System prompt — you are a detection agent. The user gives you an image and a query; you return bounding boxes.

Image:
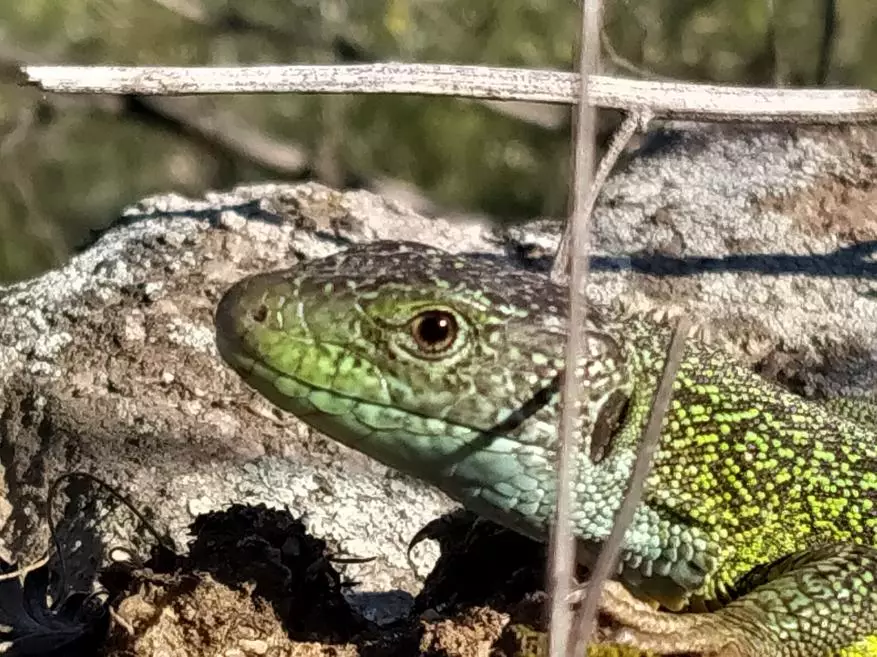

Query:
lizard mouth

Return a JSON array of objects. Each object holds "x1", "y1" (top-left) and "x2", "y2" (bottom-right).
[{"x1": 215, "y1": 272, "x2": 315, "y2": 408}]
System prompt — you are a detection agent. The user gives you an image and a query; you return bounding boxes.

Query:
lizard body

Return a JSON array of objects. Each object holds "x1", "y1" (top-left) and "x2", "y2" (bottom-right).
[{"x1": 215, "y1": 241, "x2": 877, "y2": 656}]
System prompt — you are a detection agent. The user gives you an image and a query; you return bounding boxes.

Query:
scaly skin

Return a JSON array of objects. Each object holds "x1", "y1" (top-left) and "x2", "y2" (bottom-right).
[{"x1": 215, "y1": 241, "x2": 877, "y2": 656}]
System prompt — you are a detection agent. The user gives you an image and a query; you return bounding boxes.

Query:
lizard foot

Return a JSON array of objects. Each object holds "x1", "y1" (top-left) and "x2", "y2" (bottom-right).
[
  {"x1": 566, "y1": 543, "x2": 877, "y2": 656},
  {"x1": 567, "y1": 580, "x2": 741, "y2": 656}
]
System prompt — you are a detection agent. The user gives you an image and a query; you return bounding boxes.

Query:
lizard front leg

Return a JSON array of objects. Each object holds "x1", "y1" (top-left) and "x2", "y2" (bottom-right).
[{"x1": 576, "y1": 543, "x2": 877, "y2": 657}]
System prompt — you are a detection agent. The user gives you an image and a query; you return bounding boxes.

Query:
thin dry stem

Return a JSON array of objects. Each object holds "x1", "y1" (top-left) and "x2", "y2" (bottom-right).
[
  {"x1": 0, "y1": 553, "x2": 50, "y2": 582},
  {"x1": 548, "y1": 1, "x2": 603, "y2": 656},
  {"x1": 600, "y1": 30, "x2": 671, "y2": 81},
  {"x1": 19, "y1": 64, "x2": 877, "y2": 123},
  {"x1": 570, "y1": 317, "x2": 692, "y2": 652},
  {"x1": 551, "y1": 109, "x2": 652, "y2": 284}
]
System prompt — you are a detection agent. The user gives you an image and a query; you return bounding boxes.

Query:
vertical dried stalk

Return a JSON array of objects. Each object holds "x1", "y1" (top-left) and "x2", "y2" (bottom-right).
[
  {"x1": 817, "y1": 0, "x2": 837, "y2": 85},
  {"x1": 765, "y1": 0, "x2": 782, "y2": 86},
  {"x1": 569, "y1": 317, "x2": 692, "y2": 652},
  {"x1": 548, "y1": 0, "x2": 603, "y2": 655},
  {"x1": 551, "y1": 108, "x2": 652, "y2": 285}
]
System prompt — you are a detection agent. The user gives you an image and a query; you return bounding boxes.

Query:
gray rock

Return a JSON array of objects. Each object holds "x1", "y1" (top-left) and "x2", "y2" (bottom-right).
[
  {"x1": 0, "y1": 123, "x2": 875, "y2": 624},
  {"x1": 507, "y1": 124, "x2": 877, "y2": 397}
]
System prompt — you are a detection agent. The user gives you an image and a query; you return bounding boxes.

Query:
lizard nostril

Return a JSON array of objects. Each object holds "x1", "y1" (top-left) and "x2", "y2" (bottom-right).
[{"x1": 251, "y1": 304, "x2": 269, "y2": 323}]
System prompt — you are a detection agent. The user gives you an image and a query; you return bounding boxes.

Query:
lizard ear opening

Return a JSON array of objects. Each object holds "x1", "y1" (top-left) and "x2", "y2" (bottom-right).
[{"x1": 589, "y1": 389, "x2": 631, "y2": 464}]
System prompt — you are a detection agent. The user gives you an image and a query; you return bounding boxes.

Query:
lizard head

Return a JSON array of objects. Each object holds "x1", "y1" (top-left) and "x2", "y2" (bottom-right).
[
  {"x1": 216, "y1": 241, "x2": 632, "y2": 483},
  {"x1": 215, "y1": 240, "x2": 722, "y2": 607}
]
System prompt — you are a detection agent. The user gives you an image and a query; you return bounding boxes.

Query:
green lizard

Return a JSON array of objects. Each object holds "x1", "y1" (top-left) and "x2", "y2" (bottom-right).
[{"x1": 214, "y1": 240, "x2": 877, "y2": 656}]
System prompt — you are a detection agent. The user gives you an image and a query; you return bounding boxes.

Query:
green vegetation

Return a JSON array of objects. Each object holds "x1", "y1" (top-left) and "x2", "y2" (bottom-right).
[{"x1": 1, "y1": 0, "x2": 875, "y2": 282}]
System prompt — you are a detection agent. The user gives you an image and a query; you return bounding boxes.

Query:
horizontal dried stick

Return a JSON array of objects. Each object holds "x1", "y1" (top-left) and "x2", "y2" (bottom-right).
[{"x1": 18, "y1": 64, "x2": 877, "y2": 123}]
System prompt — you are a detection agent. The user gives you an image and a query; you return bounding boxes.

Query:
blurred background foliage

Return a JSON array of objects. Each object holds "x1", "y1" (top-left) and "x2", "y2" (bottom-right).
[{"x1": 0, "y1": 0, "x2": 875, "y2": 282}]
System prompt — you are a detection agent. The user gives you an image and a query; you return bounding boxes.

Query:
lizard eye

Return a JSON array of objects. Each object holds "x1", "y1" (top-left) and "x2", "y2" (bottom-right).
[{"x1": 409, "y1": 310, "x2": 459, "y2": 354}]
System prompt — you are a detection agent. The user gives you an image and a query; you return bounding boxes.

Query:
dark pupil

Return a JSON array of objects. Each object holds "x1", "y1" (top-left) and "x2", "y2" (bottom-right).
[{"x1": 417, "y1": 312, "x2": 452, "y2": 346}]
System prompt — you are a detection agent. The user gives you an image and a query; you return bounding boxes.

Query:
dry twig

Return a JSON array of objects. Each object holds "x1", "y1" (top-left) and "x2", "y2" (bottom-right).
[
  {"x1": 570, "y1": 317, "x2": 692, "y2": 653},
  {"x1": 550, "y1": 108, "x2": 652, "y2": 284},
  {"x1": 19, "y1": 64, "x2": 877, "y2": 123},
  {"x1": 548, "y1": 1, "x2": 603, "y2": 655}
]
